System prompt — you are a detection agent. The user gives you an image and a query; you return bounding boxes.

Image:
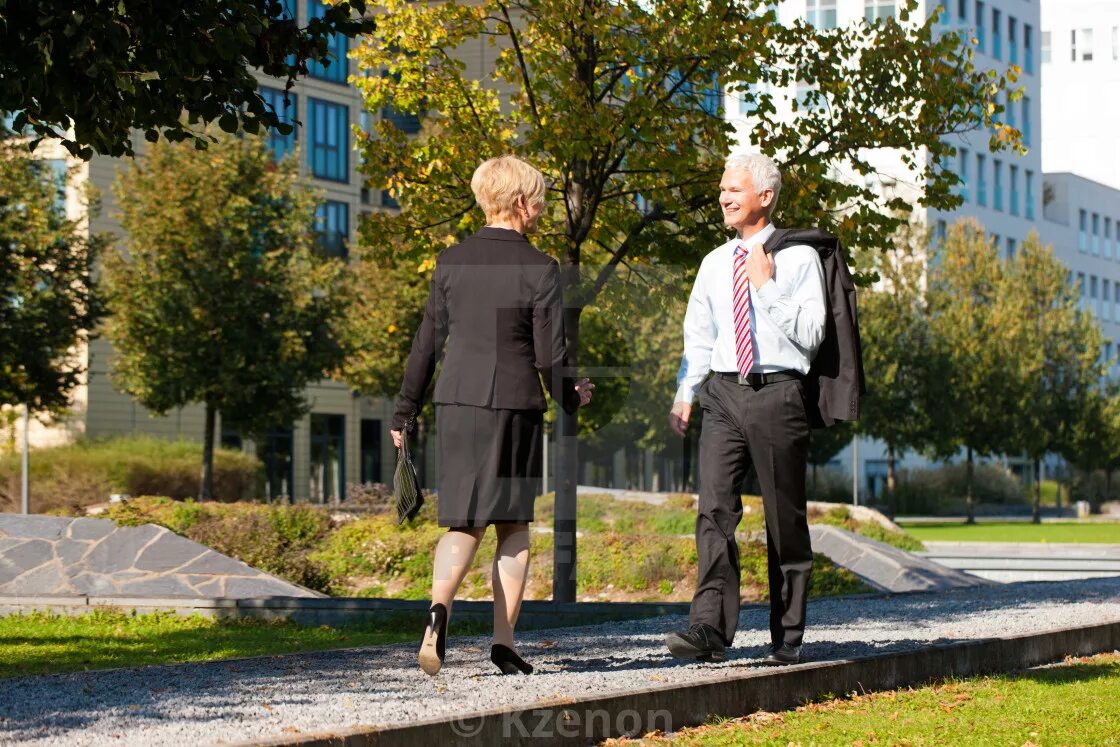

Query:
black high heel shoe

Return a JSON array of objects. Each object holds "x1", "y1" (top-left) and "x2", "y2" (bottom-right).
[
  {"x1": 490, "y1": 643, "x2": 533, "y2": 675},
  {"x1": 419, "y1": 603, "x2": 447, "y2": 676}
]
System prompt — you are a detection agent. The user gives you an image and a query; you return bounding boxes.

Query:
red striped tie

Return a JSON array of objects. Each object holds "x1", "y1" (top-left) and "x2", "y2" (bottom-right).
[{"x1": 733, "y1": 244, "x2": 754, "y2": 377}]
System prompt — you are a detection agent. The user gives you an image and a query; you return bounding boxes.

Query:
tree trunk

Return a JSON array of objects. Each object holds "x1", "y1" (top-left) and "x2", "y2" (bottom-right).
[
  {"x1": 1032, "y1": 456, "x2": 1042, "y2": 524},
  {"x1": 886, "y1": 443, "x2": 897, "y2": 512},
  {"x1": 965, "y1": 446, "x2": 975, "y2": 524},
  {"x1": 1106, "y1": 468, "x2": 1113, "y2": 503},
  {"x1": 552, "y1": 303, "x2": 581, "y2": 604},
  {"x1": 201, "y1": 401, "x2": 216, "y2": 501}
]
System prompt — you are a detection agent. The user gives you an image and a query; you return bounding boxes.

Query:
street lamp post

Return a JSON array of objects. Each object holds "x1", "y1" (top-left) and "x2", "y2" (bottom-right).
[{"x1": 21, "y1": 404, "x2": 30, "y2": 515}]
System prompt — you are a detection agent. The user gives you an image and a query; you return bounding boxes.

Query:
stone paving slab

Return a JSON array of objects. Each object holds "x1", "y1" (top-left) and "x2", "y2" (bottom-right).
[
  {"x1": 0, "y1": 514, "x2": 322, "y2": 600},
  {"x1": 0, "y1": 577, "x2": 1117, "y2": 747}
]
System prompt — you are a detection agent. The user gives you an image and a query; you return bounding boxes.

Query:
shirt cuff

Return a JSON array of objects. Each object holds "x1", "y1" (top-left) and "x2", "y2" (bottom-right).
[
  {"x1": 751, "y1": 278, "x2": 782, "y2": 313},
  {"x1": 675, "y1": 380, "x2": 700, "y2": 404}
]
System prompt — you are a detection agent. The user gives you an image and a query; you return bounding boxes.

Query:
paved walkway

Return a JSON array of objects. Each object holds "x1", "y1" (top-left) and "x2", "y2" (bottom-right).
[{"x1": 2, "y1": 578, "x2": 1119, "y2": 746}]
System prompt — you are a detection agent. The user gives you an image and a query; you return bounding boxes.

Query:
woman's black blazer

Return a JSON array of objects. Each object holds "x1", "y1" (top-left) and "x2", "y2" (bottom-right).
[{"x1": 391, "y1": 226, "x2": 580, "y2": 430}]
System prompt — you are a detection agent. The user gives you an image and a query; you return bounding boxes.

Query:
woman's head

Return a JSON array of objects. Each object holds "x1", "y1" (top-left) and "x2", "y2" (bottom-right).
[{"x1": 471, "y1": 155, "x2": 547, "y2": 232}]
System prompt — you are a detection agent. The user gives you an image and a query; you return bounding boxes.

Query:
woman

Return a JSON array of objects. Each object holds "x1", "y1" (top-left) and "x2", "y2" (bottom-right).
[{"x1": 389, "y1": 155, "x2": 593, "y2": 677}]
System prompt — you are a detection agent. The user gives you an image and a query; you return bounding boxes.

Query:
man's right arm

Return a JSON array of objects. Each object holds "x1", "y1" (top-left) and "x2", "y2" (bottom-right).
[{"x1": 671, "y1": 263, "x2": 716, "y2": 435}]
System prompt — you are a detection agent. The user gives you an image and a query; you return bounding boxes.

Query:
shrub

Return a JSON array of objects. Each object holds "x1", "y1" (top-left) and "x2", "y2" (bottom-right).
[
  {"x1": 888, "y1": 462, "x2": 1026, "y2": 515},
  {"x1": 0, "y1": 436, "x2": 261, "y2": 513}
]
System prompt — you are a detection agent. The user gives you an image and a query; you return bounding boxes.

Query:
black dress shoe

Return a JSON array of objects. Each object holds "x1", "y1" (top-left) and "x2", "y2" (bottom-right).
[
  {"x1": 419, "y1": 603, "x2": 448, "y2": 675},
  {"x1": 491, "y1": 643, "x2": 533, "y2": 675},
  {"x1": 762, "y1": 643, "x2": 803, "y2": 666},
  {"x1": 665, "y1": 623, "x2": 727, "y2": 662}
]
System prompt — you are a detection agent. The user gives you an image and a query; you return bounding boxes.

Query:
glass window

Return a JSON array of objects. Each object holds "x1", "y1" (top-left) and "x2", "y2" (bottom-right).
[
  {"x1": 1008, "y1": 17, "x2": 1018, "y2": 65},
  {"x1": 1093, "y1": 213, "x2": 1101, "y2": 255},
  {"x1": 1082, "y1": 28, "x2": 1094, "y2": 61},
  {"x1": 262, "y1": 428, "x2": 294, "y2": 503},
  {"x1": 1106, "y1": 217, "x2": 1113, "y2": 260},
  {"x1": 310, "y1": 414, "x2": 346, "y2": 504},
  {"x1": 1079, "y1": 209, "x2": 1088, "y2": 252},
  {"x1": 308, "y1": 98, "x2": 349, "y2": 182},
  {"x1": 360, "y1": 419, "x2": 383, "y2": 484},
  {"x1": 975, "y1": 2, "x2": 986, "y2": 52},
  {"x1": 976, "y1": 153, "x2": 987, "y2": 206},
  {"x1": 1091, "y1": 275, "x2": 1100, "y2": 316},
  {"x1": 260, "y1": 86, "x2": 298, "y2": 161},
  {"x1": 992, "y1": 158, "x2": 1002, "y2": 211},
  {"x1": 315, "y1": 200, "x2": 349, "y2": 259},
  {"x1": 1025, "y1": 170, "x2": 1035, "y2": 220},
  {"x1": 307, "y1": 2, "x2": 348, "y2": 83},
  {"x1": 937, "y1": 220, "x2": 948, "y2": 244},
  {"x1": 1114, "y1": 281, "x2": 1120, "y2": 319},
  {"x1": 1022, "y1": 96, "x2": 1031, "y2": 146},
  {"x1": 1042, "y1": 30, "x2": 1051, "y2": 64},
  {"x1": 1005, "y1": 92, "x2": 1016, "y2": 128},
  {"x1": 991, "y1": 8, "x2": 1001, "y2": 59},
  {"x1": 958, "y1": 147, "x2": 969, "y2": 201},
  {"x1": 1006, "y1": 237, "x2": 1016, "y2": 259},
  {"x1": 807, "y1": 0, "x2": 837, "y2": 29},
  {"x1": 1024, "y1": 24, "x2": 1034, "y2": 73},
  {"x1": 864, "y1": 1, "x2": 894, "y2": 23},
  {"x1": 957, "y1": 0, "x2": 967, "y2": 23},
  {"x1": 1009, "y1": 165, "x2": 1019, "y2": 216},
  {"x1": 1105, "y1": 284, "x2": 1113, "y2": 322}
]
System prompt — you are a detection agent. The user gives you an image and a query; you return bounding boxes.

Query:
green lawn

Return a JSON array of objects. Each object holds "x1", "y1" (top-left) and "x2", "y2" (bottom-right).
[
  {"x1": 621, "y1": 653, "x2": 1120, "y2": 746},
  {"x1": 899, "y1": 521, "x2": 1120, "y2": 544},
  {"x1": 0, "y1": 610, "x2": 439, "y2": 678}
]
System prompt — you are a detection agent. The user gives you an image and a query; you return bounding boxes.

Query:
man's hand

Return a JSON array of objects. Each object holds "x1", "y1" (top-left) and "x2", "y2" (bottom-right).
[
  {"x1": 669, "y1": 401, "x2": 691, "y2": 437},
  {"x1": 391, "y1": 429, "x2": 403, "y2": 449},
  {"x1": 575, "y1": 377, "x2": 595, "y2": 407},
  {"x1": 745, "y1": 242, "x2": 773, "y2": 289}
]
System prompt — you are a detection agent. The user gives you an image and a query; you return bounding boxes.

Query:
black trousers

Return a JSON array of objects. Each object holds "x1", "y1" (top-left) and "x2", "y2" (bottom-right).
[{"x1": 688, "y1": 374, "x2": 813, "y2": 648}]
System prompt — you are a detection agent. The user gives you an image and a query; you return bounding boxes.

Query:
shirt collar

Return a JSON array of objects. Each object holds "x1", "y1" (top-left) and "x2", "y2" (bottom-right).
[{"x1": 739, "y1": 223, "x2": 776, "y2": 248}]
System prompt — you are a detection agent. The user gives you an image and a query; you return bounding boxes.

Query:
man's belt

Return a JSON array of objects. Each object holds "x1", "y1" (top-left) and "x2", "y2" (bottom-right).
[{"x1": 714, "y1": 370, "x2": 803, "y2": 387}]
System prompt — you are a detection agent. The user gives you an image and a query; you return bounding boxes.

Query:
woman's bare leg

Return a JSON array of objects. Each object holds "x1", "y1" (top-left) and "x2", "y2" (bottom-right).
[
  {"x1": 431, "y1": 526, "x2": 485, "y2": 614},
  {"x1": 491, "y1": 522, "x2": 531, "y2": 648}
]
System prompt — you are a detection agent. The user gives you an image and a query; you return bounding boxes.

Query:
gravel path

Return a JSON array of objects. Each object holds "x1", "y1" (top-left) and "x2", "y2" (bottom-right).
[{"x1": 2, "y1": 577, "x2": 1119, "y2": 746}]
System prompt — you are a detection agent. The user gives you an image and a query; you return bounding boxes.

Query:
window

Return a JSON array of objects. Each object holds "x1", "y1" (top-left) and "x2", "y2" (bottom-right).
[
  {"x1": 806, "y1": 0, "x2": 837, "y2": 29},
  {"x1": 307, "y1": 2, "x2": 348, "y2": 83},
  {"x1": 992, "y1": 158, "x2": 1003, "y2": 210},
  {"x1": 262, "y1": 428, "x2": 294, "y2": 503},
  {"x1": 1024, "y1": 24, "x2": 1034, "y2": 73},
  {"x1": 1025, "y1": 170, "x2": 1035, "y2": 220},
  {"x1": 1105, "y1": 284, "x2": 1113, "y2": 322},
  {"x1": 957, "y1": 0, "x2": 967, "y2": 23},
  {"x1": 975, "y1": 2, "x2": 986, "y2": 52},
  {"x1": 1006, "y1": 237, "x2": 1016, "y2": 259},
  {"x1": 976, "y1": 153, "x2": 987, "y2": 206},
  {"x1": 937, "y1": 220, "x2": 948, "y2": 244},
  {"x1": 315, "y1": 200, "x2": 349, "y2": 259},
  {"x1": 360, "y1": 419, "x2": 382, "y2": 484},
  {"x1": 1105, "y1": 341, "x2": 1114, "y2": 369},
  {"x1": 1008, "y1": 17, "x2": 1018, "y2": 65},
  {"x1": 1042, "y1": 30, "x2": 1051, "y2": 64},
  {"x1": 958, "y1": 147, "x2": 969, "y2": 201},
  {"x1": 864, "y1": 1, "x2": 894, "y2": 23},
  {"x1": 1114, "y1": 281, "x2": 1120, "y2": 319},
  {"x1": 1009, "y1": 164, "x2": 1019, "y2": 215},
  {"x1": 308, "y1": 98, "x2": 349, "y2": 182},
  {"x1": 1080, "y1": 209, "x2": 1089, "y2": 251},
  {"x1": 259, "y1": 86, "x2": 298, "y2": 161},
  {"x1": 1083, "y1": 28, "x2": 1094, "y2": 61},
  {"x1": 991, "y1": 8, "x2": 1001, "y2": 59},
  {"x1": 1077, "y1": 273, "x2": 1086, "y2": 309},
  {"x1": 991, "y1": 232, "x2": 1000, "y2": 250},
  {"x1": 1093, "y1": 213, "x2": 1101, "y2": 256},
  {"x1": 1022, "y1": 96, "x2": 1031, "y2": 146},
  {"x1": 1107, "y1": 218, "x2": 1114, "y2": 260},
  {"x1": 310, "y1": 414, "x2": 346, "y2": 504},
  {"x1": 1005, "y1": 92, "x2": 1016, "y2": 128},
  {"x1": 1091, "y1": 275, "x2": 1100, "y2": 316}
]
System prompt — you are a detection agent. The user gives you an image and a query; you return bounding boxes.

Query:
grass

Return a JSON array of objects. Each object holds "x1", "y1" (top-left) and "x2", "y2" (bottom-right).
[
  {"x1": 899, "y1": 521, "x2": 1120, "y2": 544},
  {"x1": 616, "y1": 653, "x2": 1120, "y2": 746},
  {"x1": 0, "y1": 610, "x2": 431, "y2": 679}
]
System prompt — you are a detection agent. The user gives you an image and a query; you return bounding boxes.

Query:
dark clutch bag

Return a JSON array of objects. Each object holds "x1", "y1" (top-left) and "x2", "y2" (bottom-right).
[{"x1": 393, "y1": 421, "x2": 423, "y2": 524}]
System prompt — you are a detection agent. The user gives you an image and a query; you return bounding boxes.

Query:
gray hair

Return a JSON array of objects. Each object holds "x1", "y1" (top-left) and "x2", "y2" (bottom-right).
[{"x1": 725, "y1": 152, "x2": 782, "y2": 208}]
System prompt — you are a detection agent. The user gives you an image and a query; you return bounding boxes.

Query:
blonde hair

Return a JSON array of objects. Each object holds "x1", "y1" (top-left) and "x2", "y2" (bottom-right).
[{"x1": 470, "y1": 155, "x2": 546, "y2": 220}]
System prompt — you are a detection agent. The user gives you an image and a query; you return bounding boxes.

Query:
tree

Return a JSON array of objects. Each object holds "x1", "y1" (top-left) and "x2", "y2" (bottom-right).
[
  {"x1": 927, "y1": 219, "x2": 1020, "y2": 522},
  {"x1": 351, "y1": 0, "x2": 1018, "y2": 601},
  {"x1": 1003, "y1": 233, "x2": 1104, "y2": 523},
  {"x1": 0, "y1": 1, "x2": 374, "y2": 158},
  {"x1": 103, "y1": 131, "x2": 353, "y2": 500},
  {"x1": 857, "y1": 222, "x2": 952, "y2": 509},
  {"x1": 0, "y1": 139, "x2": 103, "y2": 417}
]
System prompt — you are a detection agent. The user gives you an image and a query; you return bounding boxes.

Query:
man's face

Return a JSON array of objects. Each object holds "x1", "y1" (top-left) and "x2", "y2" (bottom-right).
[{"x1": 719, "y1": 168, "x2": 772, "y2": 233}]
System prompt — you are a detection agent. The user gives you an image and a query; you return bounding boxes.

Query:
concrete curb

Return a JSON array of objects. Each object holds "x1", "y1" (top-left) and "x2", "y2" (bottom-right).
[{"x1": 238, "y1": 620, "x2": 1120, "y2": 747}]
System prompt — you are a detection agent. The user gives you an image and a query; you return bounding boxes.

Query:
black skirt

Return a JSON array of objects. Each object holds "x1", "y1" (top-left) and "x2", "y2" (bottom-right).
[{"x1": 435, "y1": 404, "x2": 543, "y2": 528}]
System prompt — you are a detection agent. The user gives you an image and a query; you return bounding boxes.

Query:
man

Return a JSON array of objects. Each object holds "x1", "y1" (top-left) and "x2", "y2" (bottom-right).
[{"x1": 665, "y1": 152, "x2": 826, "y2": 666}]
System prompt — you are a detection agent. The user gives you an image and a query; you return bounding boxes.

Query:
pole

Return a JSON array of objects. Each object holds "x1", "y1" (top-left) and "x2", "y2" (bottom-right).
[
  {"x1": 851, "y1": 434, "x2": 859, "y2": 507},
  {"x1": 21, "y1": 404, "x2": 30, "y2": 515},
  {"x1": 542, "y1": 424, "x2": 549, "y2": 495}
]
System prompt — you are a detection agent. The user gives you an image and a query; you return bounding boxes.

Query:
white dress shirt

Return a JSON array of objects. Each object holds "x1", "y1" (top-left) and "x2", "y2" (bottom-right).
[{"x1": 674, "y1": 223, "x2": 827, "y2": 404}]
